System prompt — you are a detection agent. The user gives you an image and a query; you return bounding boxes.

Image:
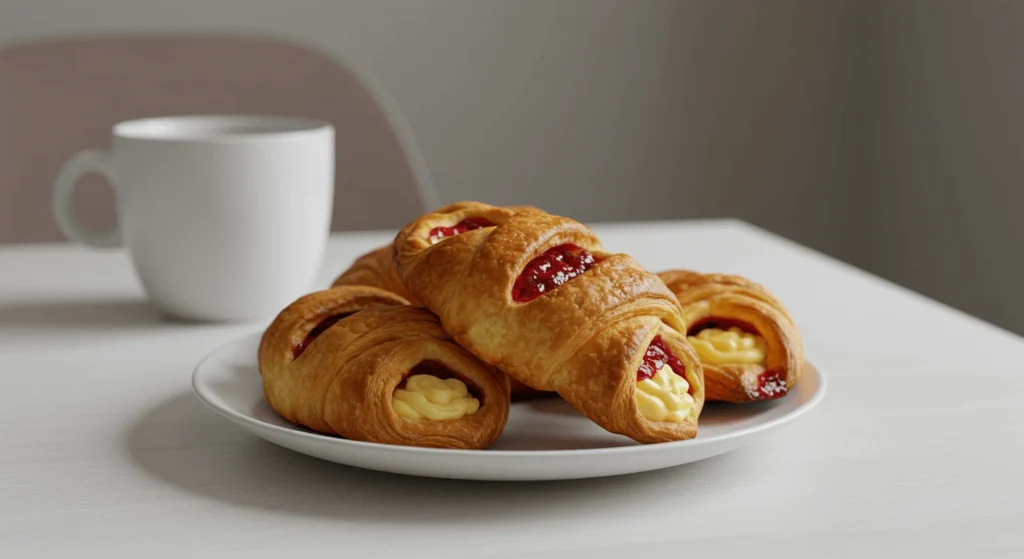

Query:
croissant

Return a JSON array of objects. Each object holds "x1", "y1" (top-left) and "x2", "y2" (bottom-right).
[
  {"x1": 258, "y1": 285, "x2": 511, "y2": 449},
  {"x1": 658, "y1": 270, "x2": 803, "y2": 403},
  {"x1": 332, "y1": 202, "x2": 548, "y2": 401},
  {"x1": 394, "y1": 202, "x2": 705, "y2": 444}
]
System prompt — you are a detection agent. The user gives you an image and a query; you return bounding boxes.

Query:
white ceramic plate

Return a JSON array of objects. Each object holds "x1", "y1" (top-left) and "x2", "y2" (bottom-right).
[{"x1": 193, "y1": 332, "x2": 827, "y2": 481}]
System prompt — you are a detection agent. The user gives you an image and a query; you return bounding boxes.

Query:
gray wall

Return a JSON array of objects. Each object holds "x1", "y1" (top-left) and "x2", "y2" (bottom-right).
[
  {"x1": 858, "y1": 1, "x2": 1024, "y2": 334},
  {"x1": 0, "y1": 0, "x2": 862, "y2": 254}
]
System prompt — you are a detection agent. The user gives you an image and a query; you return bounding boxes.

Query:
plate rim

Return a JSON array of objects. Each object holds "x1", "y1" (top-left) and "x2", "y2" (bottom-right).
[{"x1": 193, "y1": 331, "x2": 827, "y2": 458}]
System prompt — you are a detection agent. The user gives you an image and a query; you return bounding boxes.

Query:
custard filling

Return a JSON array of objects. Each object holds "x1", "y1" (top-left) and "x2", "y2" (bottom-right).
[
  {"x1": 688, "y1": 327, "x2": 767, "y2": 366},
  {"x1": 635, "y1": 365, "x2": 695, "y2": 423},
  {"x1": 392, "y1": 375, "x2": 480, "y2": 421}
]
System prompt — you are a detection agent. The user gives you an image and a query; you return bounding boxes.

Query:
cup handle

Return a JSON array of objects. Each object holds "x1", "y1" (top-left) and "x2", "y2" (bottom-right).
[{"x1": 52, "y1": 149, "x2": 122, "y2": 248}]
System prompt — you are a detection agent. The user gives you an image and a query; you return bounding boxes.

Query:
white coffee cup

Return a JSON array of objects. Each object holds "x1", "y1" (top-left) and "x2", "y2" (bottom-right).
[{"x1": 53, "y1": 115, "x2": 335, "y2": 322}]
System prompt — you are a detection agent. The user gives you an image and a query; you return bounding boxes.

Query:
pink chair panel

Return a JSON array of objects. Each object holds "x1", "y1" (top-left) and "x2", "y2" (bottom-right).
[{"x1": 0, "y1": 35, "x2": 437, "y2": 243}]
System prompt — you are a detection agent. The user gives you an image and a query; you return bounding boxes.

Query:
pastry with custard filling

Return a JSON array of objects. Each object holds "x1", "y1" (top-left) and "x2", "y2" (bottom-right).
[
  {"x1": 258, "y1": 285, "x2": 511, "y2": 449},
  {"x1": 393, "y1": 202, "x2": 705, "y2": 444},
  {"x1": 658, "y1": 270, "x2": 803, "y2": 403}
]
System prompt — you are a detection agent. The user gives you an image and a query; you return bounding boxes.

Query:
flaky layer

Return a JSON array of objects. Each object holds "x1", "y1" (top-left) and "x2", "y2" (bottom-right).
[
  {"x1": 394, "y1": 202, "x2": 705, "y2": 443},
  {"x1": 659, "y1": 270, "x2": 795, "y2": 323},
  {"x1": 332, "y1": 245, "x2": 421, "y2": 305},
  {"x1": 258, "y1": 286, "x2": 511, "y2": 449}
]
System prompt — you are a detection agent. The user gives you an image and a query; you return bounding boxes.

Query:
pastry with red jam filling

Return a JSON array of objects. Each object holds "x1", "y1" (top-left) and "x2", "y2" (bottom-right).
[
  {"x1": 394, "y1": 202, "x2": 705, "y2": 443},
  {"x1": 659, "y1": 270, "x2": 803, "y2": 403},
  {"x1": 258, "y1": 285, "x2": 511, "y2": 449},
  {"x1": 331, "y1": 202, "x2": 546, "y2": 401}
]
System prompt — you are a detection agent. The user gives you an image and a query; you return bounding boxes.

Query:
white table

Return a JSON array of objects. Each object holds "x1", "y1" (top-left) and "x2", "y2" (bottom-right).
[{"x1": 1, "y1": 220, "x2": 1021, "y2": 557}]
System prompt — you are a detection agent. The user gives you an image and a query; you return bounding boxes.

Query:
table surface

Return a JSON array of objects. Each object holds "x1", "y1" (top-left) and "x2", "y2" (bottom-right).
[{"x1": 1, "y1": 219, "x2": 1022, "y2": 557}]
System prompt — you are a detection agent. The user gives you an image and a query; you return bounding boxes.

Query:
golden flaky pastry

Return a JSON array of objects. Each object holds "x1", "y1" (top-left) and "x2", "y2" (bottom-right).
[
  {"x1": 331, "y1": 202, "x2": 548, "y2": 401},
  {"x1": 331, "y1": 204, "x2": 544, "y2": 305},
  {"x1": 658, "y1": 270, "x2": 803, "y2": 403},
  {"x1": 258, "y1": 285, "x2": 511, "y2": 449},
  {"x1": 393, "y1": 202, "x2": 705, "y2": 444}
]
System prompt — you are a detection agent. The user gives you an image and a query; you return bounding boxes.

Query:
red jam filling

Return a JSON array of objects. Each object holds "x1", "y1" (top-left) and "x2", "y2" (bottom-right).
[
  {"x1": 755, "y1": 371, "x2": 788, "y2": 399},
  {"x1": 511, "y1": 243, "x2": 598, "y2": 303},
  {"x1": 428, "y1": 217, "x2": 496, "y2": 242},
  {"x1": 293, "y1": 312, "x2": 354, "y2": 358},
  {"x1": 636, "y1": 335, "x2": 688, "y2": 382}
]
